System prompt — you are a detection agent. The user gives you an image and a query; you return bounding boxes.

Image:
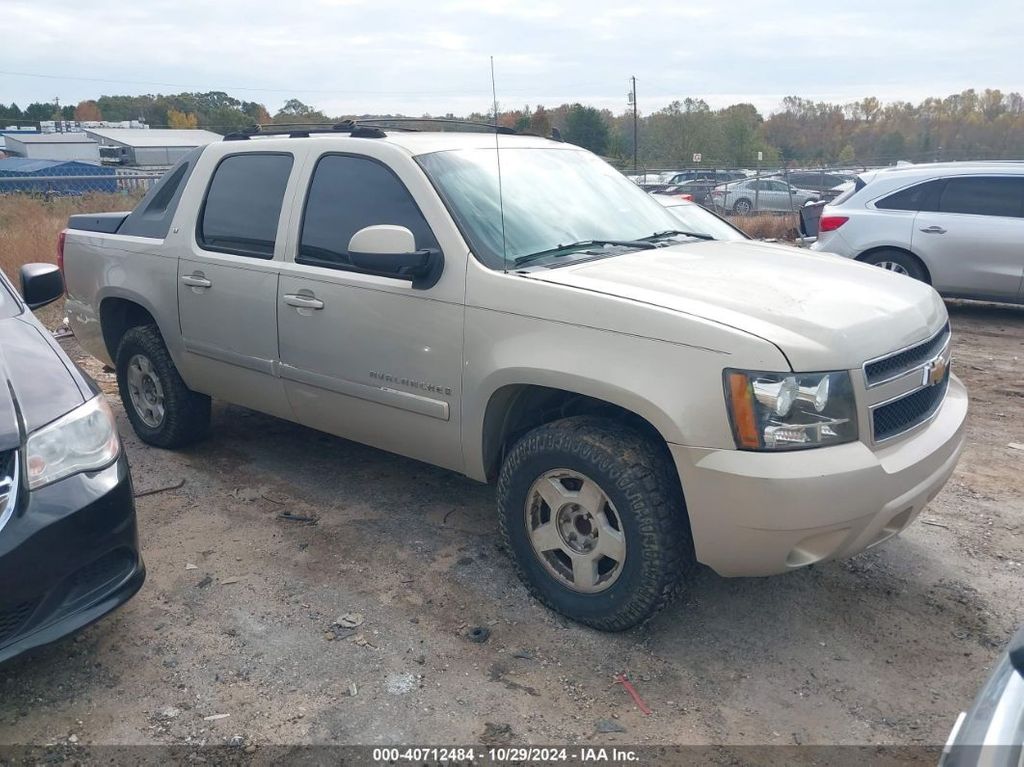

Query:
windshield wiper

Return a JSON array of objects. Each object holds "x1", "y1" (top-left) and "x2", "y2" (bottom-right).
[
  {"x1": 643, "y1": 229, "x2": 716, "y2": 242},
  {"x1": 513, "y1": 239, "x2": 655, "y2": 267}
]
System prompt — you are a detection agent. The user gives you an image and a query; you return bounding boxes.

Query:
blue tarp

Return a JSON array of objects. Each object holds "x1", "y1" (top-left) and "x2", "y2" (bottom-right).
[{"x1": 0, "y1": 159, "x2": 117, "y2": 194}]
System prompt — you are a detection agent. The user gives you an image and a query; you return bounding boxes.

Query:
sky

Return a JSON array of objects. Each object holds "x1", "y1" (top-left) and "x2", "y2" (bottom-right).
[{"x1": 2, "y1": 0, "x2": 1022, "y2": 119}]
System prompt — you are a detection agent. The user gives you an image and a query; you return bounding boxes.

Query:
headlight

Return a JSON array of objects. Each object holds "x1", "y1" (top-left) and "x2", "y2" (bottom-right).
[
  {"x1": 724, "y1": 369, "x2": 858, "y2": 450},
  {"x1": 26, "y1": 396, "x2": 120, "y2": 489}
]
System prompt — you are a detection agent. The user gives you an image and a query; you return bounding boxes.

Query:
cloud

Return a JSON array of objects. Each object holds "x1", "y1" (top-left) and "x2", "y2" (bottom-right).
[{"x1": 1, "y1": 0, "x2": 1020, "y2": 118}]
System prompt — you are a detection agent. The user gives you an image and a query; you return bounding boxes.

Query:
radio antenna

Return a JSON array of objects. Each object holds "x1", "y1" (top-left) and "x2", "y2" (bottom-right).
[{"x1": 491, "y1": 56, "x2": 509, "y2": 274}]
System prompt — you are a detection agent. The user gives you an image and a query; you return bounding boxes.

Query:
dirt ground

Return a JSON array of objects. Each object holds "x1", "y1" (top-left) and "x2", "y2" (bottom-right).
[{"x1": 0, "y1": 301, "x2": 1021, "y2": 750}]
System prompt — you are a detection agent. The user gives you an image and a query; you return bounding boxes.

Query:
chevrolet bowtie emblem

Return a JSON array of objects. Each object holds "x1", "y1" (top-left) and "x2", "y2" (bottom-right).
[{"x1": 924, "y1": 355, "x2": 948, "y2": 387}]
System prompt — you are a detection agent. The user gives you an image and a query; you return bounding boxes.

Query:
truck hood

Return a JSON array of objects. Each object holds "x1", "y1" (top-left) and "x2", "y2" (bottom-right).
[
  {"x1": 527, "y1": 241, "x2": 948, "y2": 371},
  {"x1": 0, "y1": 316, "x2": 87, "y2": 450}
]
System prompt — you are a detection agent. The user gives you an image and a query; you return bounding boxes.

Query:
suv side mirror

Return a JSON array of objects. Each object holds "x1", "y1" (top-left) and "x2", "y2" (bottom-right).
[
  {"x1": 20, "y1": 263, "x2": 64, "y2": 309},
  {"x1": 347, "y1": 225, "x2": 443, "y2": 288}
]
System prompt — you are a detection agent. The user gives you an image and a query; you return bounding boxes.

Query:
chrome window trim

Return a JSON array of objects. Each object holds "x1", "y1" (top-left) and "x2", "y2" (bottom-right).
[{"x1": 863, "y1": 324, "x2": 951, "y2": 388}]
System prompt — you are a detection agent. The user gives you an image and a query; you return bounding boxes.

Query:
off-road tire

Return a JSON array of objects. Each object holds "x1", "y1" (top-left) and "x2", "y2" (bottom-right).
[
  {"x1": 497, "y1": 416, "x2": 695, "y2": 631},
  {"x1": 115, "y1": 325, "x2": 210, "y2": 448}
]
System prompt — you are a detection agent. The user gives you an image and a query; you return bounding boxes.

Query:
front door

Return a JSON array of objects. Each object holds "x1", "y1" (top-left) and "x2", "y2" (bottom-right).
[
  {"x1": 177, "y1": 151, "x2": 295, "y2": 418},
  {"x1": 276, "y1": 153, "x2": 465, "y2": 471}
]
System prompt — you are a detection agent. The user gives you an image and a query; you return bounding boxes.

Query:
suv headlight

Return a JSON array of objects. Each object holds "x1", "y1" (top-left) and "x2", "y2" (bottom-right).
[
  {"x1": 26, "y1": 396, "x2": 120, "y2": 489},
  {"x1": 724, "y1": 369, "x2": 857, "y2": 450}
]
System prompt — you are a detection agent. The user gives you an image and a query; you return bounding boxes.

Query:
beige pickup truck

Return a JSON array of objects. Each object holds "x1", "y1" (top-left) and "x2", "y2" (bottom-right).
[{"x1": 61, "y1": 123, "x2": 967, "y2": 630}]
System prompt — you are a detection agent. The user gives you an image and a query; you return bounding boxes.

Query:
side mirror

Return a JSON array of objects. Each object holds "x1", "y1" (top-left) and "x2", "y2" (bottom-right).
[
  {"x1": 347, "y1": 225, "x2": 443, "y2": 288},
  {"x1": 20, "y1": 263, "x2": 64, "y2": 309}
]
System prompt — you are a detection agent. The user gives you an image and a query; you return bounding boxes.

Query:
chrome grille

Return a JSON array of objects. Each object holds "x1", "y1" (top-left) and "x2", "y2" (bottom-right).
[
  {"x1": 864, "y1": 323, "x2": 951, "y2": 387},
  {"x1": 872, "y1": 371, "x2": 950, "y2": 442},
  {"x1": 0, "y1": 450, "x2": 16, "y2": 534}
]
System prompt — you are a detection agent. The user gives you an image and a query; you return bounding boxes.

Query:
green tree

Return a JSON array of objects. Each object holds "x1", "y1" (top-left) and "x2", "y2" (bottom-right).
[{"x1": 563, "y1": 103, "x2": 609, "y2": 155}]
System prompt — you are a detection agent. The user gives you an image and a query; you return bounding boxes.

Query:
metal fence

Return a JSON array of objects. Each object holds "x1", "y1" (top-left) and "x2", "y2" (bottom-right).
[{"x1": 0, "y1": 171, "x2": 161, "y2": 199}]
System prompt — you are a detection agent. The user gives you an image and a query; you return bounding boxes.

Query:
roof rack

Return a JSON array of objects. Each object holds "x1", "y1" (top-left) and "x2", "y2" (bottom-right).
[{"x1": 222, "y1": 117, "x2": 519, "y2": 141}]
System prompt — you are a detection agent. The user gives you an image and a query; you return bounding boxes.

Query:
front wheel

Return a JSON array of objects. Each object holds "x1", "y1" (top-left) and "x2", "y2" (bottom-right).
[{"x1": 496, "y1": 417, "x2": 694, "y2": 631}]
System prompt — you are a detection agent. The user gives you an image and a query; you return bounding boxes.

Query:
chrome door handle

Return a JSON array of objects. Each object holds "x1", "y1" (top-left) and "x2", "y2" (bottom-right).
[
  {"x1": 283, "y1": 293, "x2": 324, "y2": 310},
  {"x1": 919, "y1": 226, "x2": 947, "y2": 234},
  {"x1": 180, "y1": 274, "x2": 212, "y2": 288}
]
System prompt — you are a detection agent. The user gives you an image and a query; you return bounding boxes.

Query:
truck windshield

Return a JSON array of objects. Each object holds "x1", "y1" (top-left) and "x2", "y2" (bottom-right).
[{"x1": 417, "y1": 147, "x2": 687, "y2": 270}]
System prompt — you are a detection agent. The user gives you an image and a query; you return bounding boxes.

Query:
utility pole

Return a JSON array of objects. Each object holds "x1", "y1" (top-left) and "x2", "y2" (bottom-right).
[
  {"x1": 630, "y1": 76, "x2": 638, "y2": 174},
  {"x1": 54, "y1": 96, "x2": 62, "y2": 132}
]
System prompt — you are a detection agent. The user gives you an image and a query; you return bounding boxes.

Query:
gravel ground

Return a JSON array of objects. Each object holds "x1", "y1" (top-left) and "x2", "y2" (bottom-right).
[{"x1": 0, "y1": 301, "x2": 1021, "y2": 750}]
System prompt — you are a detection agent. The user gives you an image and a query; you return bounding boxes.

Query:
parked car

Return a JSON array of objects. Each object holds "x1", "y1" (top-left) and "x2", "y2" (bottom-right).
[
  {"x1": 787, "y1": 171, "x2": 854, "y2": 194},
  {"x1": 940, "y1": 624, "x2": 1024, "y2": 765},
  {"x1": 61, "y1": 126, "x2": 966, "y2": 630},
  {"x1": 710, "y1": 178, "x2": 819, "y2": 214},
  {"x1": 811, "y1": 162, "x2": 1024, "y2": 304},
  {"x1": 0, "y1": 262, "x2": 144, "y2": 664},
  {"x1": 658, "y1": 179, "x2": 720, "y2": 205},
  {"x1": 652, "y1": 194, "x2": 750, "y2": 241},
  {"x1": 664, "y1": 169, "x2": 746, "y2": 187}
]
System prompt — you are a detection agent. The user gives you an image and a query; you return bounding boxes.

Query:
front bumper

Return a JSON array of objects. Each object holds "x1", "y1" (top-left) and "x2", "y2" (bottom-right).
[
  {"x1": 671, "y1": 374, "x2": 968, "y2": 577},
  {"x1": 0, "y1": 453, "x2": 145, "y2": 664}
]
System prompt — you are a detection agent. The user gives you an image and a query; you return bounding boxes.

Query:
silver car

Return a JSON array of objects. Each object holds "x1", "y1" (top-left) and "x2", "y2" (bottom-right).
[
  {"x1": 811, "y1": 162, "x2": 1024, "y2": 305},
  {"x1": 710, "y1": 178, "x2": 818, "y2": 214}
]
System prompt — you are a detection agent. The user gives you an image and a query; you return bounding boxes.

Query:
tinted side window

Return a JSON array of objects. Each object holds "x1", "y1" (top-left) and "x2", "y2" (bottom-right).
[
  {"x1": 199, "y1": 153, "x2": 293, "y2": 258},
  {"x1": 937, "y1": 176, "x2": 1024, "y2": 217},
  {"x1": 299, "y1": 155, "x2": 438, "y2": 269},
  {"x1": 876, "y1": 180, "x2": 942, "y2": 212}
]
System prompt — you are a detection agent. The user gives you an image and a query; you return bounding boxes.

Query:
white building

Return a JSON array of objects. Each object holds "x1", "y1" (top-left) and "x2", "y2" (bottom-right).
[
  {"x1": 82, "y1": 128, "x2": 221, "y2": 167},
  {"x1": 2, "y1": 133, "x2": 101, "y2": 163}
]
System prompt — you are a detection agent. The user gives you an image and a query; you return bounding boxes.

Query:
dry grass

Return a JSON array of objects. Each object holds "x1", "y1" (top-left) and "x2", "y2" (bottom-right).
[
  {"x1": 729, "y1": 212, "x2": 800, "y2": 241},
  {"x1": 0, "y1": 193, "x2": 142, "y2": 281}
]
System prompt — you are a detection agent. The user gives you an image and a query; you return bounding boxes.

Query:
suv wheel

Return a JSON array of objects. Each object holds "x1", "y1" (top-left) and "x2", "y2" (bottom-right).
[
  {"x1": 497, "y1": 416, "x2": 694, "y2": 631},
  {"x1": 861, "y1": 249, "x2": 928, "y2": 283},
  {"x1": 116, "y1": 325, "x2": 211, "y2": 448},
  {"x1": 733, "y1": 198, "x2": 753, "y2": 214}
]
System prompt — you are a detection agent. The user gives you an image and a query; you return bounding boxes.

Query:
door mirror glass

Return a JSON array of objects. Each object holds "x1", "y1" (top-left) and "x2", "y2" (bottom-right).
[{"x1": 19, "y1": 263, "x2": 64, "y2": 309}]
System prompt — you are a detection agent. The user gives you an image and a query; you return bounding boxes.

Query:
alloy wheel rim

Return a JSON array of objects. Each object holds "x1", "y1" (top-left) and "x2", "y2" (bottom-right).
[
  {"x1": 875, "y1": 260, "x2": 910, "y2": 275},
  {"x1": 524, "y1": 469, "x2": 626, "y2": 593},
  {"x1": 126, "y1": 353, "x2": 165, "y2": 428}
]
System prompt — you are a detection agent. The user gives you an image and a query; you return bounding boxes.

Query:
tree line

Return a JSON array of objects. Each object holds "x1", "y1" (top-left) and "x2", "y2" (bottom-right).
[{"x1": 2, "y1": 88, "x2": 1023, "y2": 168}]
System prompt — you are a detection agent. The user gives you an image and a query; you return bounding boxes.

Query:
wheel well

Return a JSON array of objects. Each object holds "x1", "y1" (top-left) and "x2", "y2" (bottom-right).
[
  {"x1": 99, "y1": 298, "x2": 157, "y2": 361},
  {"x1": 482, "y1": 385, "x2": 669, "y2": 483},
  {"x1": 855, "y1": 246, "x2": 931, "y2": 284}
]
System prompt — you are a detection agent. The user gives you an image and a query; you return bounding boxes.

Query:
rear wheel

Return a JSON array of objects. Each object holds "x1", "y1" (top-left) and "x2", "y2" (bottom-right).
[
  {"x1": 861, "y1": 249, "x2": 928, "y2": 283},
  {"x1": 497, "y1": 416, "x2": 694, "y2": 631},
  {"x1": 116, "y1": 325, "x2": 210, "y2": 448},
  {"x1": 733, "y1": 198, "x2": 753, "y2": 214}
]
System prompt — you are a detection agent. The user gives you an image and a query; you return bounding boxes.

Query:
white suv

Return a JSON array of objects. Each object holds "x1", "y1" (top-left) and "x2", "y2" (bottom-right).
[{"x1": 811, "y1": 162, "x2": 1024, "y2": 304}]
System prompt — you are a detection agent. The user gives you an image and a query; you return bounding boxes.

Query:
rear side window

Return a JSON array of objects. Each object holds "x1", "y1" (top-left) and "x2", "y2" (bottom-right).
[
  {"x1": 198, "y1": 153, "x2": 293, "y2": 258},
  {"x1": 937, "y1": 176, "x2": 1024, "y2": 217},
  {"x1": 875, "y1": 180, "x2": 942, "y2": 211},
  {"x1": 298, "y1": 154, "x2": 437, "y2": 269}
]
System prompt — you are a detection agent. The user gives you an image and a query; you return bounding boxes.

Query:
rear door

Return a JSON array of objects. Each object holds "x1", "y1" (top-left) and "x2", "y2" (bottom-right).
[
  {"x1": 912, "y1": 175, "x2": 1024, "y2": 301},
  {"x1": 176, "y1": 151, "x2": 296, "y2": 418}
]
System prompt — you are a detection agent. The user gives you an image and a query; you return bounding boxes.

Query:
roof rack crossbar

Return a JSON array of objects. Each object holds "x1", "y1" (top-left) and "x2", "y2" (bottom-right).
[{"x1": 221, "y1": 118, "x2": 520, "y2": 141}]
